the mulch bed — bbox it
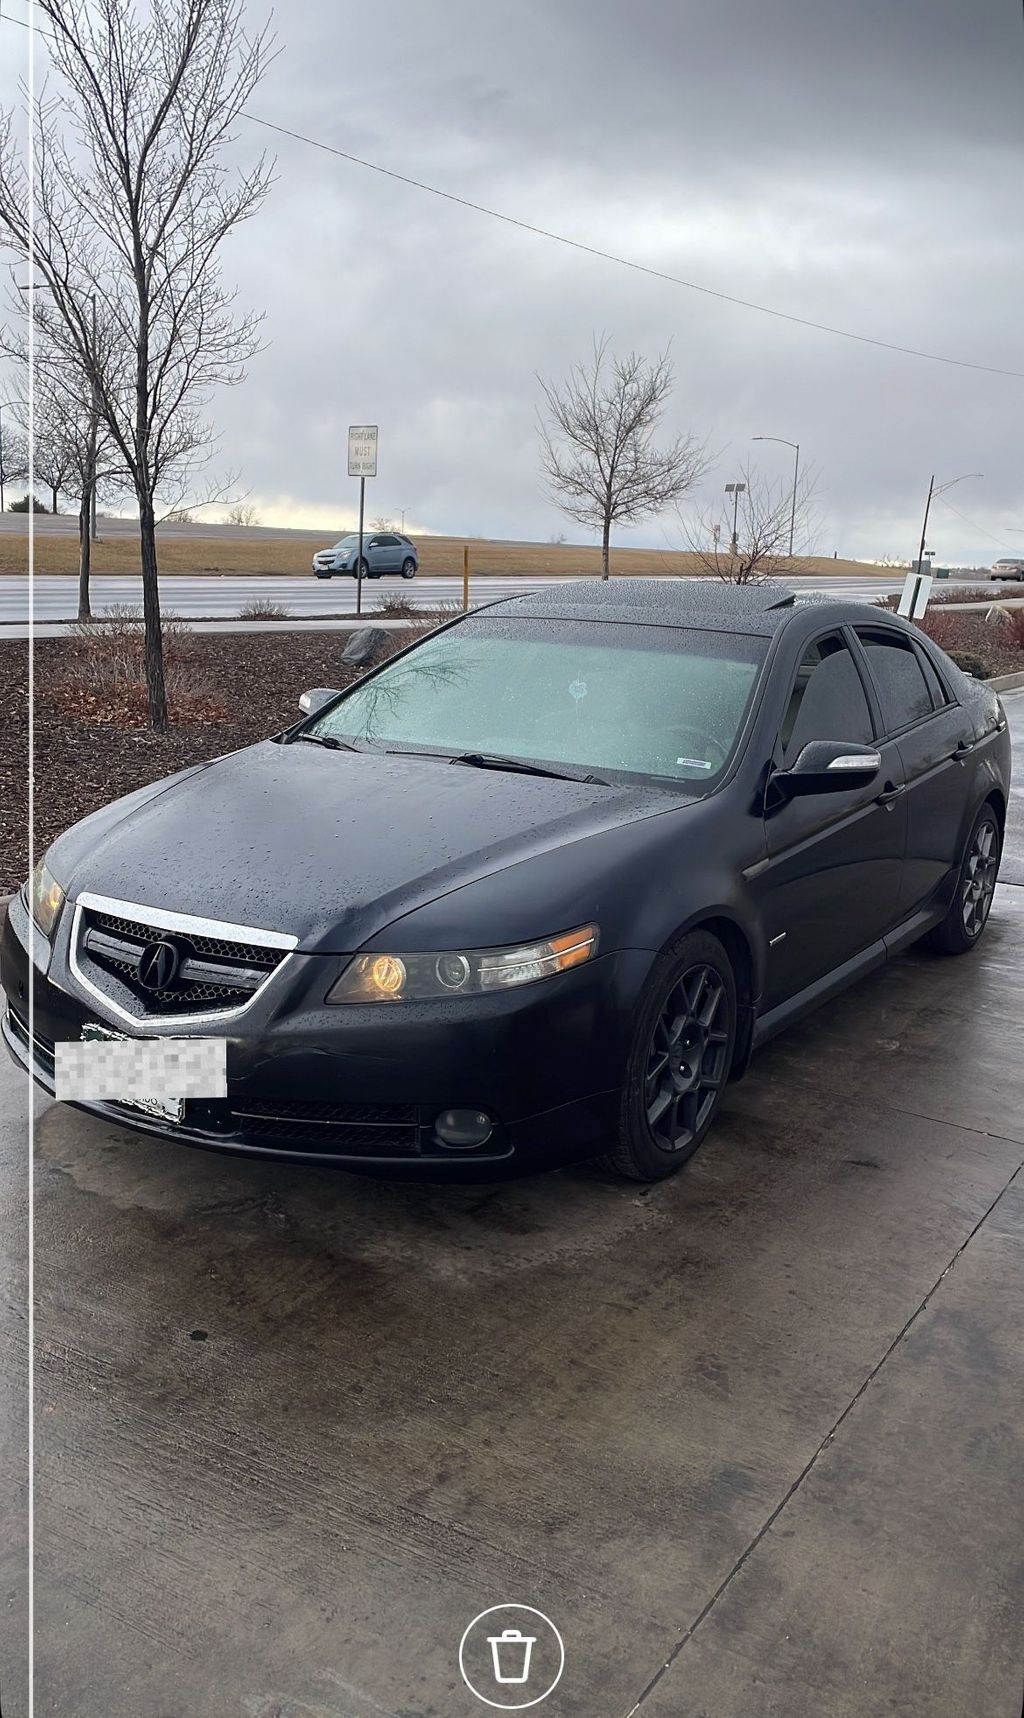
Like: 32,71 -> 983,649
0,628 -> 418,894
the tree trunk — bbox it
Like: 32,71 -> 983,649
51,483 -> 59,516
77,491 -> 92,621
138,493 -> 168,732
601,514 -> 611,581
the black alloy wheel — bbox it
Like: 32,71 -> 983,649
925,804 -> 1002,955
606,928 -> 737,1182
644,964 -> 731,1153
961,815 -> 999,939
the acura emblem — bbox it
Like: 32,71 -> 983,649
138,939 -> 180,991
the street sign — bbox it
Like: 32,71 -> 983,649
348,424 -> 378,478
897,568 -> 933,620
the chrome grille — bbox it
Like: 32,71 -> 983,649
75,901 -> 291,1018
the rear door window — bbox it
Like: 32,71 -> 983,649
855,628 -> 934,733
915,644 -> 950,709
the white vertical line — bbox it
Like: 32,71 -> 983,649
26,1 -> 36,1711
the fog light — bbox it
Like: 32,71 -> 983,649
434,1108 -> 493,1149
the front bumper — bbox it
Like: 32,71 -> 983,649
2,896 -> 652,1178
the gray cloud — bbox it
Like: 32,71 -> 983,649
3,0 -> 1023,560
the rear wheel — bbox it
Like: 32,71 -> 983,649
401,558 -> 417,579
603,930 -> 737,1182
924,804 -> 1001,955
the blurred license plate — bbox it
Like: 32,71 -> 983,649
76,1023 -> 192,1123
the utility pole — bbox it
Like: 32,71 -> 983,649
915,475 -> 935,578
752,435 -> 800,555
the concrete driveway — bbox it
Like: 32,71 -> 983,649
1,701 -> 1022,1718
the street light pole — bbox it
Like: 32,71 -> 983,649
752,435 -> 800,556
725,482 -> 746,555
915,471 -> 983,575
89,291 -> 98,542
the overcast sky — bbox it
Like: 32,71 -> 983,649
2,0 -> 1023,561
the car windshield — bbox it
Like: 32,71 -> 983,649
306,616 -> 767,785
332,535 -> 359,550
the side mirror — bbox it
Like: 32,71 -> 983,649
771,739 -> 882,799
299,687 -> 340,716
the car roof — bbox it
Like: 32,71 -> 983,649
481,577 -> 880,637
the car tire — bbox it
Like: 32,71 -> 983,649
314,572 -> 331,580
923,803 -> 1001,956
602,929 -> 737,1183
355,558 -> 369,580
401,559 -> 417,579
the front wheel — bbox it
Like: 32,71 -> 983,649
924,804 -> 1001,955
354,558 -> 369,580
603,930 -> 737,1182
314,572 -> 332,580
401,558 -> 417,579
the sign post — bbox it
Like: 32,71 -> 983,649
897,567 -> 933,620
347,425 -> 379,618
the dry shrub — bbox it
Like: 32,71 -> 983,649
999,606 -> 1024,655
916,610 -> 1013,679
374,592 -> 421,620
238,597 -> 290,620
44,606 -> 228,725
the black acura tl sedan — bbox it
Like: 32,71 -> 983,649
3,580 -> 1010,1182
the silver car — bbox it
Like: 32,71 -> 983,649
312,531 -> 418,580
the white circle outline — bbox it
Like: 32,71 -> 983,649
458,1603 -> 566,1710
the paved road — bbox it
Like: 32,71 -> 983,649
1,570 -> 1002,626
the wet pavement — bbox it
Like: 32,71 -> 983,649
0,704 -> 1022,1717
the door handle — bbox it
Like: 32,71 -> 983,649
951,737 -> 976,761
876,782 -> 906,808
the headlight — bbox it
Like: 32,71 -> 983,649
25,856 -> 65,939
327,923 -> 599,1003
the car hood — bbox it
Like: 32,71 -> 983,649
54,740 -> 690,952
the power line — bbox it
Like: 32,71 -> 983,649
4,5 -> 1024,382
934,493 -> 1019,551
243,114 -> 1024,382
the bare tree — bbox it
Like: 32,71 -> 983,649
0,411 -> 27,509
686,463 -> 819,584
4,305 -> 130,616
0,0 -> 275,729
226,500 -> 259,526
26,392 -> 74,515
371,515 -> 395,532
538,336 -> 709,579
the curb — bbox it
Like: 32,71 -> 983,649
985,671 -> 1024,693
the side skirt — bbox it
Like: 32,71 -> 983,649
750,903 -> 946,1051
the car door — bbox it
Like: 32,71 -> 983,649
365,535 -> 386,573
751,629 -> 908,1011
852,625 -> 976,917
380,533 -> 403,572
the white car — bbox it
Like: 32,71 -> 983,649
312,532 -> 418,580
990,558 -> 1024,581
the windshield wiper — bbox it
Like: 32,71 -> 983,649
451,751 -> 608,785
292,733 -> 367,752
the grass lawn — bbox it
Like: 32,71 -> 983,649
4,528 -> 877,581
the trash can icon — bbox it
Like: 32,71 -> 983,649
488,1626 -> 536,1685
